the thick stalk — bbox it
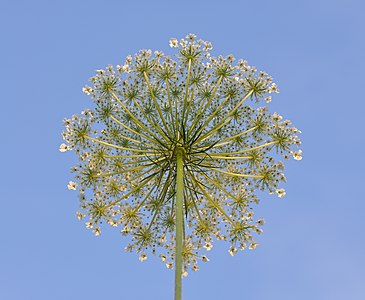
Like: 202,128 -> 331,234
175,147 -> 184,300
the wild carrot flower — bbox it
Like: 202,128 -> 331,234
60,34 -> 301,299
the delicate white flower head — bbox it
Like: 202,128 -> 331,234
182,270 -> 188,278
67,181 -> 77,190
169,38 -> 178,48
82,86 -> 93,95
59,143 -> 69,152
203,242 -> 213,251
93,227 -> 101,236
201,255 -> 210,262
139,253 -> 147,262
292,150 -> 303,161
276,188 -> 286,198
228,246 -> 238,256
61,34 -> 302,273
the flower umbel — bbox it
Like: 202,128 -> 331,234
61,34 -> 302,296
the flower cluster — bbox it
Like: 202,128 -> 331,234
60,34 -> 301,274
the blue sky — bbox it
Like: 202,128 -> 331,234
1,0 -> 364,299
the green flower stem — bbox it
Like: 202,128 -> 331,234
188,75 -> 223,136
109,115 -> 164,147
84,136 -> 154,153
209,168 -> 265,179
194,154 -> 252,160
200,172 -> 246,203
94,160 -> 166,178
182,59 -> 192,124
104,153 -> 158,159
175,147 -> 184,300
165,78 -> 175,126
187,169 -> 237,227
106,163 -> 168,208
147,169 -> 173,231
189,94 -> 230,142
183,83 -> 196,129
132,98 -> 172,142
208,126 -> 258,148
110,91 -> 170,144
192,90 -> 253,146
212,141 -> 278,156
143,71 -> 169,131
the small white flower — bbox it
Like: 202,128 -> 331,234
201,255 -> 210,262
206,62 -> 212,69
120,226 -> 130,235
96,69 -> 105,74
59,143 -> 69,152
247,211 -> 254,219
139,253 -> 147,262
160,234 -> 166,243
268,83 -> 280,93
182,270 -> 188,278
107,219 -> 118,227
255,228 -> 263,234
85,222 -> 93,229
125,55 -> 132,63
276,188 -> 286,198
292,127 -> 302,134
234,76 -> 240,81
82,86 -> 93,95
256,219 -> 265,226
93,227 -> 101,236
67,181 -> 77,190
239,243 -> 247,250
273,112 -> 283,121
249,242 -> 259,250
76,211 -> 85,220
292,150 -> 303,161
203,242 -> 213,251
192,265 -> 199,271
169,38 -> 178,48
228,246 -> 238,256
186,33 -> 197,40
160,254 -> 167,262
265,96 -> 272,103
166,262 -> 173,269
121,64 -> 130,73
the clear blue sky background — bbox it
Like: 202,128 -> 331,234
1,0 -> 364,299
